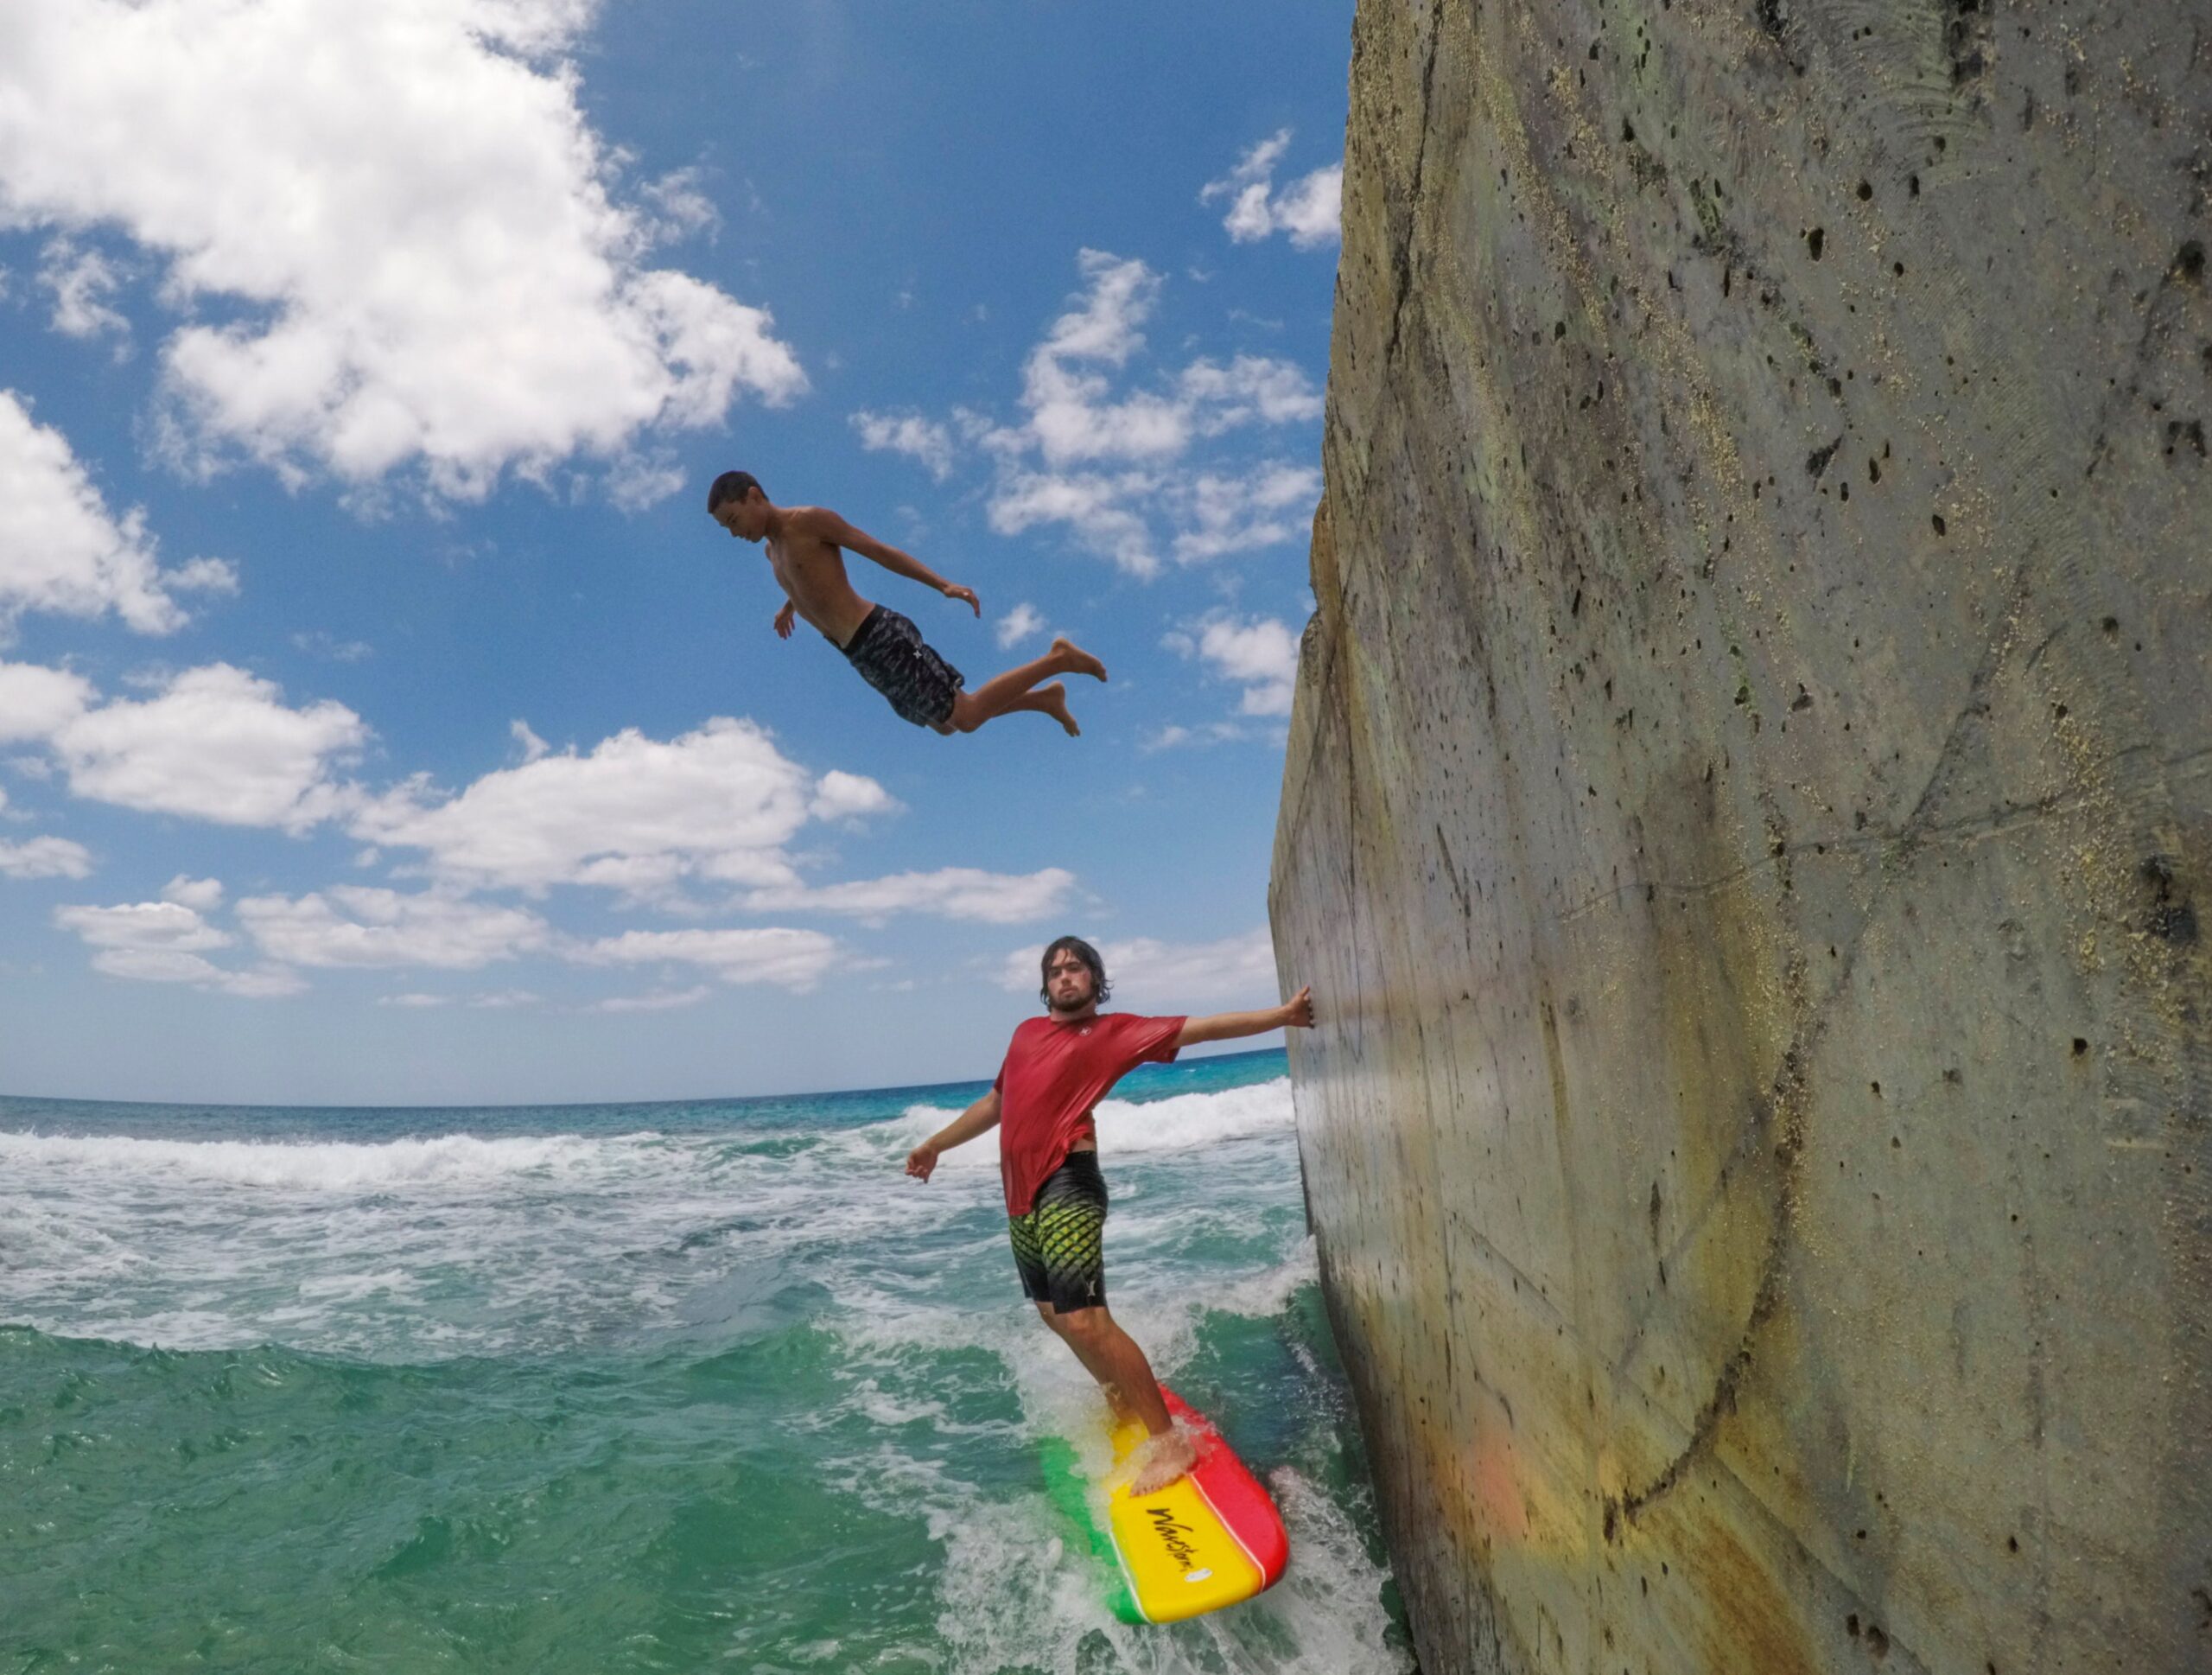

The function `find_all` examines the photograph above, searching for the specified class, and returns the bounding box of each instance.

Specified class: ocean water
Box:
[0,1048,1414,1673]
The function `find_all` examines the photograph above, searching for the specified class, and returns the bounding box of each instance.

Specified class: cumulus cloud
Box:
[0,392,236,634]
[995,602,1045,650]
[0,659,95,742]
[0,0,804,500]
[49,663,367,831]
[351,716,890,902]
[160,874,223,911]
[0,834,92,878]
[1167,615,1301,716]
[55,898,232,953]
[53,894,302,996]
[965,252,1319,576]
[810,768,899,823]
[572,926,841,991]
[997,927,1280,1008]
[1201,131,1343,249]
[742,866,1078,927]
[236,886,555,970]
[84,946,306,997]
[851,411,955,480]
[37,238,130,344]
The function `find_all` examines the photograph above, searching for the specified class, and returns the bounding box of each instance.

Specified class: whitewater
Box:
[0,1048,1413,1672]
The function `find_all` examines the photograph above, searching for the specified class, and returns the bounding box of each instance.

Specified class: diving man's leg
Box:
[946,639,1106,735]
[1037,1303,1198,1492]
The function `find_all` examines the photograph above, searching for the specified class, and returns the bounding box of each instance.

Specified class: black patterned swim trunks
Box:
[840,605,966,729]
[1008,1149,1109,1315]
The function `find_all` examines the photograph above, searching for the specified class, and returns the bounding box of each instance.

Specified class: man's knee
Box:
[1052,1303,1113,1346]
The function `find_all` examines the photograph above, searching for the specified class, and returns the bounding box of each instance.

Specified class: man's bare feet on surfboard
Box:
[1036,682,1081,737]
[1052,637,1108,683]
[1128,1426,1198,1495]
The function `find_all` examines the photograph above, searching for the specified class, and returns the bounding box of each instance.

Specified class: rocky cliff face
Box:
[1272,4,2211,1672]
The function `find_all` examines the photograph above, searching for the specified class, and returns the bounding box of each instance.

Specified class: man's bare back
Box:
[705,470,1106,737]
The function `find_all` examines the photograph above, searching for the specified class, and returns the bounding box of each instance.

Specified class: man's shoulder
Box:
[785,505,844,540]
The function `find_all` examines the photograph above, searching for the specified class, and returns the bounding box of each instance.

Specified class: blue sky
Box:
[0,0,1351,1105]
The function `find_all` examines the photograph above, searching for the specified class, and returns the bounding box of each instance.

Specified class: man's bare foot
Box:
[1052,637,1108,683]
[1036,682,1080,737]
[1128,1426,1198,1495]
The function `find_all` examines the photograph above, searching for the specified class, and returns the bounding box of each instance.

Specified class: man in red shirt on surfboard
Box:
[904,934,1315,1494]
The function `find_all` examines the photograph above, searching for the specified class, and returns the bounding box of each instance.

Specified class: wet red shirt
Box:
[992,1012,1186,1215]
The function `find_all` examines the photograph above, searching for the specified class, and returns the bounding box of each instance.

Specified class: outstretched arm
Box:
[906,1086,1001,1182]
[816,509,981,615]
[1175,984,1316,1048]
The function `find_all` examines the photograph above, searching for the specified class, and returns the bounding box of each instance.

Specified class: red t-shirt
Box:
[992,1011,1186,1215]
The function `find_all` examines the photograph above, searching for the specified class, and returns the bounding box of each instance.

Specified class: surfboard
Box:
[1043,1385,1290,1624]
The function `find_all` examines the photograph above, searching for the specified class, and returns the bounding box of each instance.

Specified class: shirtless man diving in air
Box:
[905,935,1317,1493]
[707,471,1108,736]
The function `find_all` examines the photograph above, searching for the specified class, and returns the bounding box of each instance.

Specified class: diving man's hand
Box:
[772,601,797,639]
[941,583,981,616]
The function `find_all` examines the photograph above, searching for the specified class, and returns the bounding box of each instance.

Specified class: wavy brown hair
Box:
[1039,935,1110,1009]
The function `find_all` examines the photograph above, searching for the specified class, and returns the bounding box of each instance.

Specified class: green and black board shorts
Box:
[1009,1150,1109,1314]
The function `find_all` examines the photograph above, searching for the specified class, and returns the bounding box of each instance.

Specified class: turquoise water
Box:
[0,1050,1413,1672]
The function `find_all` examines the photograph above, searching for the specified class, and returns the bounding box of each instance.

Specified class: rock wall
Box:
[1271,3,2212,1672]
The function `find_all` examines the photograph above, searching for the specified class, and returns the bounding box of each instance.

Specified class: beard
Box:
[1046,980,1094,1014]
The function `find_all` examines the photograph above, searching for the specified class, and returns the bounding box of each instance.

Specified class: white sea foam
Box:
[0,1128,638,1190]
[880,1077,1294,1174]
[0,1075,1302,1362]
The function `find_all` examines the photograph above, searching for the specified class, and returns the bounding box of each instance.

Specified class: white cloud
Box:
[0,0,805,500]
[1169,615,1301,716]
[636,166,720,245]
[291,630,372,664]
[0,659,95,742]
[1140,721,1247,754]
[55,898,231,952]
[0,834,92,878]
[236,886,554,970]
[0,392,233,634]
[995,602,1045,650]
[810,769,899,824]
[351,716,888,901]
[160,874,223,911]
[81,946,305,997]
[572,926,841,991]
[38,238,129,343]
[1201,131,1342,249]
[511,719,550,764]
[743,866,1077,926]
[53,894,303,996]
[592,984,710,1013]
[378,991,446,1008]
[997,927,1279,1008]
[851,411,955,481]
[988,466,1164,577]
[50,663,367,831]
[964,252,1320,576]
[1170,464,1320,563]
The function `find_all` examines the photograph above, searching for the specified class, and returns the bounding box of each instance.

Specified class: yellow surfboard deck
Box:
[1071,1388,1289,1624]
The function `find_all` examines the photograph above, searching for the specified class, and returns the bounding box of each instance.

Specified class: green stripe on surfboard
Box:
[1039,1435,1144,1624]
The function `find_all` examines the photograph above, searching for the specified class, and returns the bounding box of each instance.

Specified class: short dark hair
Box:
[1039,935,1110,1007]
[707,469,763,513]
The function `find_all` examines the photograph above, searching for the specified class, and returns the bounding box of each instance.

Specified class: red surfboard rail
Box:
[1161,1387,1289,1589]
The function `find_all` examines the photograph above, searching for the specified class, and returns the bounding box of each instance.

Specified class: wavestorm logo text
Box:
[1146,1505,1203,1573]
